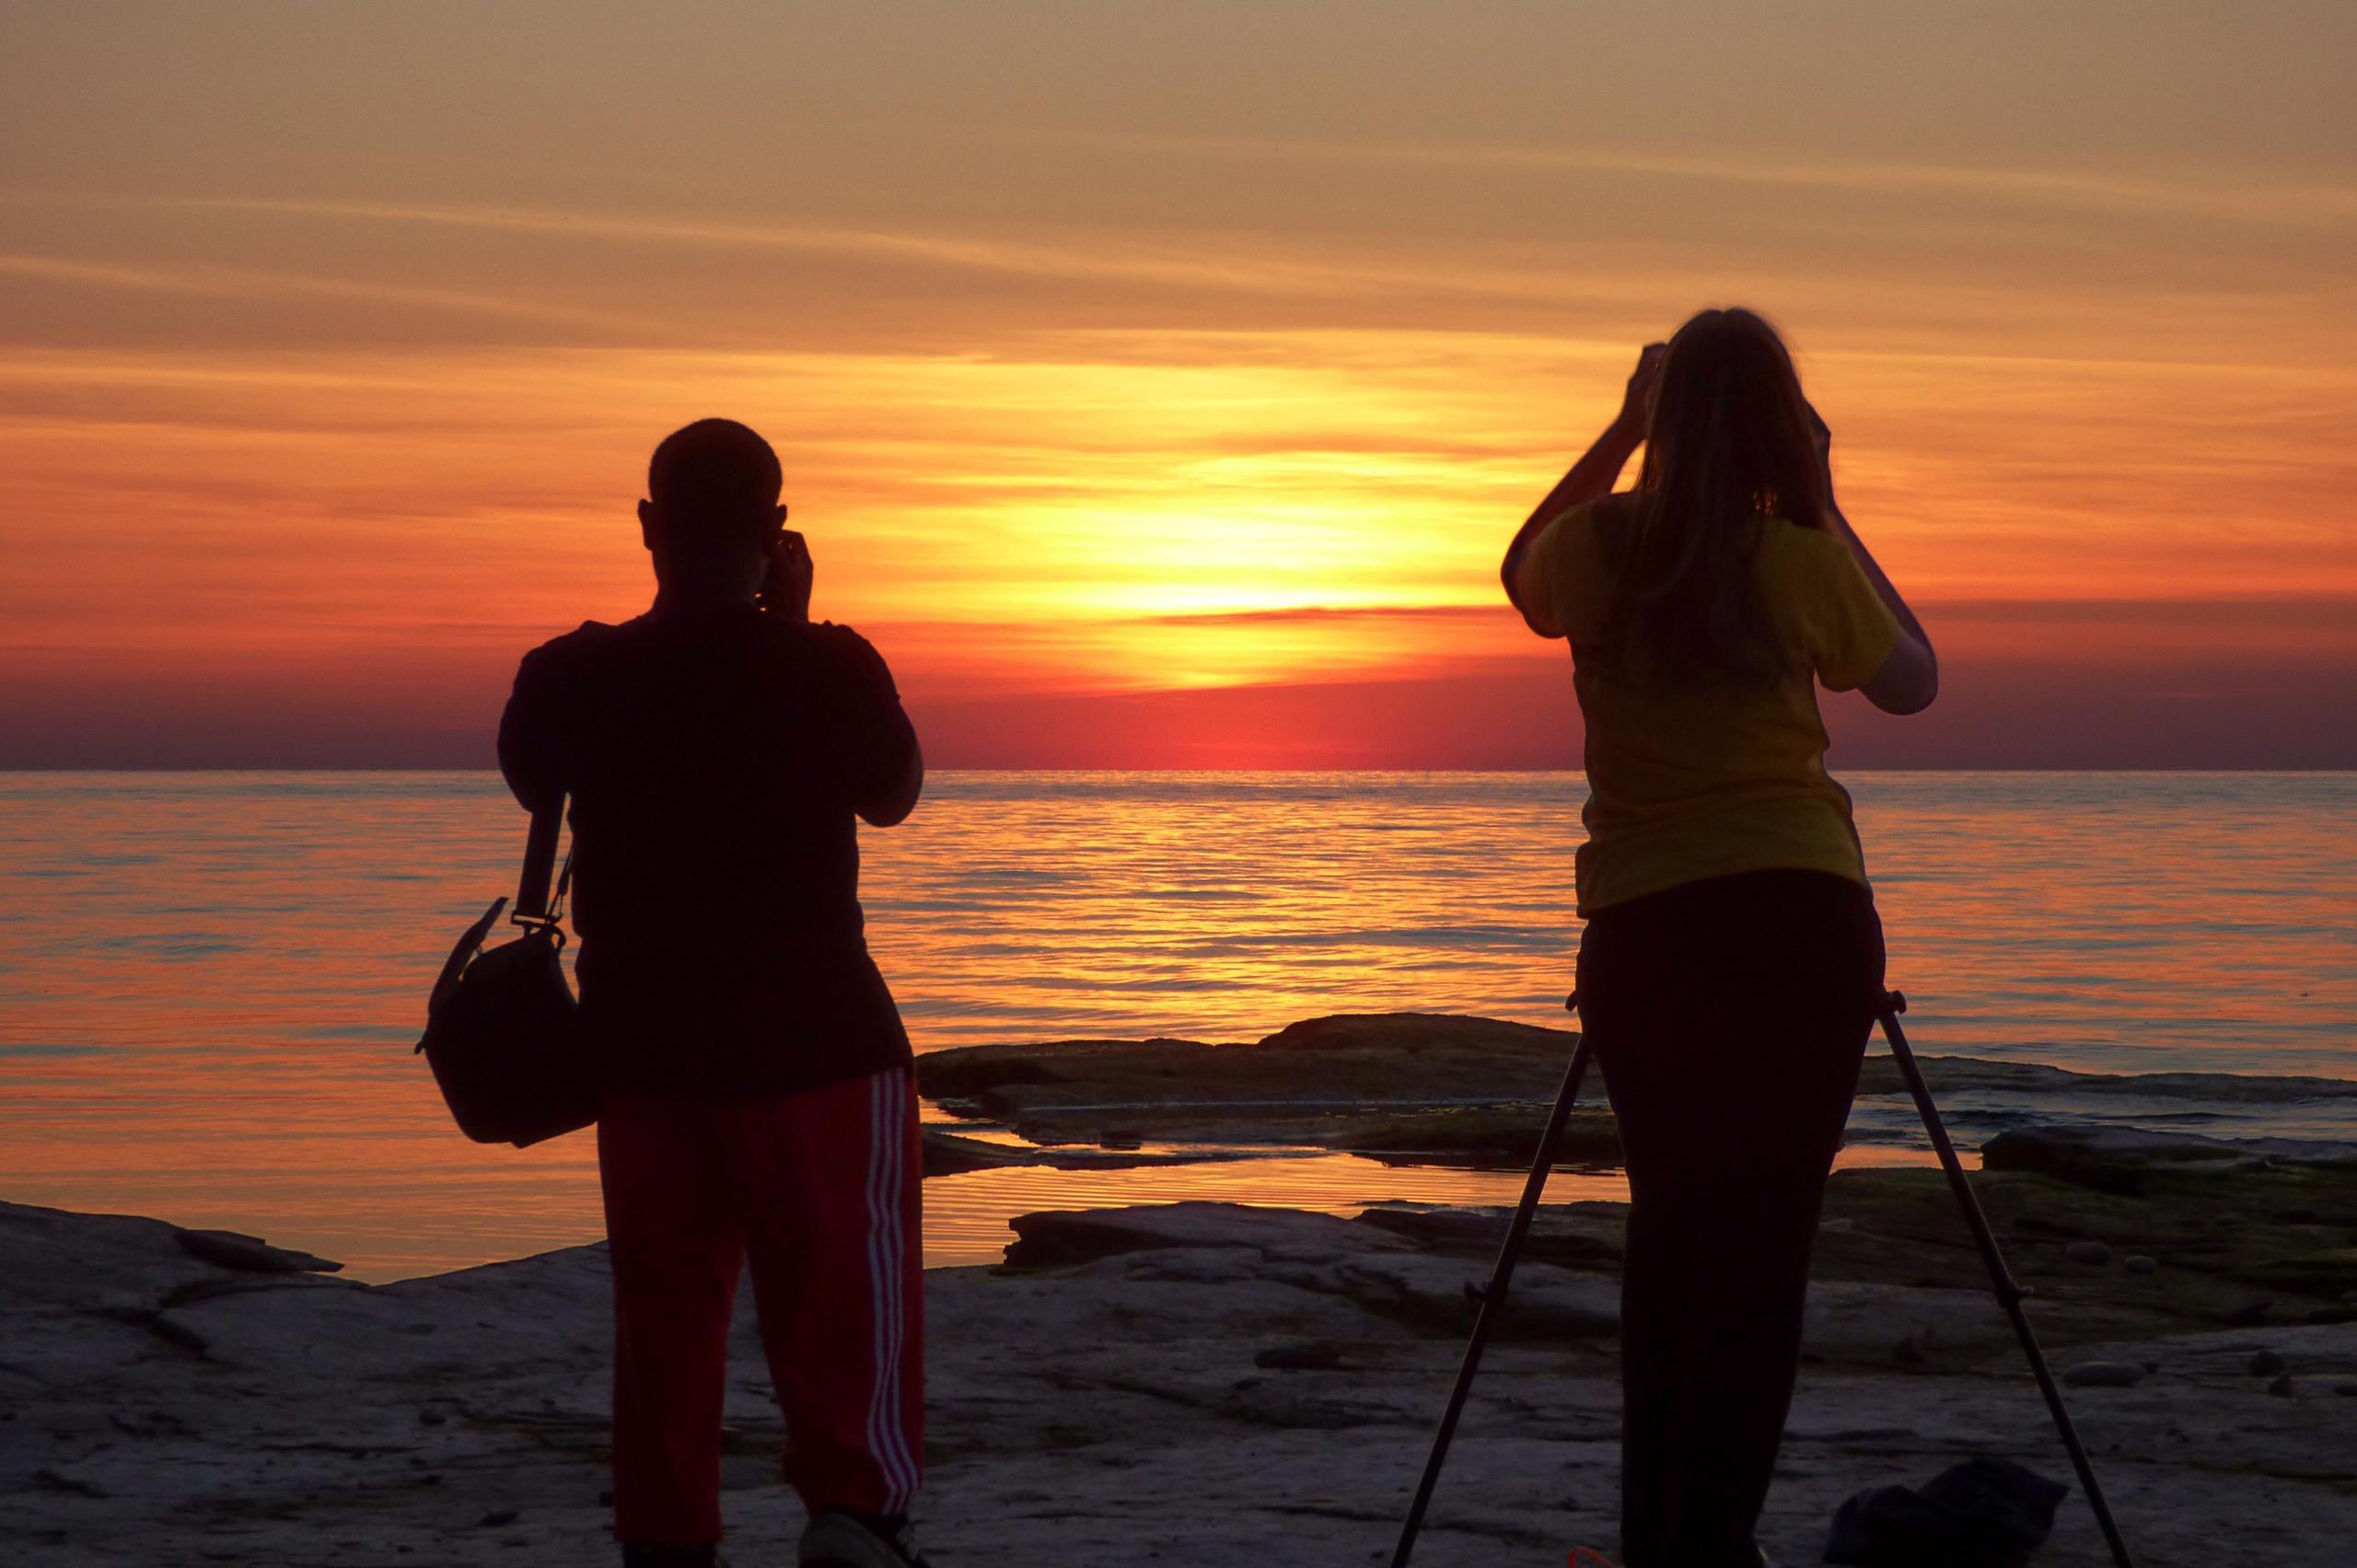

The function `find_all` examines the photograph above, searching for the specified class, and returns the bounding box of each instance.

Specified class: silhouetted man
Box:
[499,418,929,1568]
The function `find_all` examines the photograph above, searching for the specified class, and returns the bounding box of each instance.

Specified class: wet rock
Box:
[2066,1240,2113,1266]
[2126,1254,2158,1273]
[2335,1382,2357,1397]
[917,1014,1589,1156]
[1004,1202,1410,1268]
[1893,1335,1926,1367]
[1856,1055,2357,1107]
[2269,1374,2295,1397]
[172,1228,343,1274]
[920,1127,1251,1177]
[2249,1350,2288,1376]
[2061,1361,2145,1388]
[477,1509,518,1527]
[1982,1125,2357,1197]
[921,1128,1039,1175]
[2223,1299,2274,1328]
[1341,1105,1621,1167]
[1982,1127,2256,1195]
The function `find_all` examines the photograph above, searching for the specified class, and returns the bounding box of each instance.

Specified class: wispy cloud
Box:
[1054,132,2357,226]
[0,251,652,332]
[0,190,1702,314]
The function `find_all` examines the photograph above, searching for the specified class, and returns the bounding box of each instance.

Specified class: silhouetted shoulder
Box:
[801,621,900,696]
[518,619,624,674]
[500,622,623,813]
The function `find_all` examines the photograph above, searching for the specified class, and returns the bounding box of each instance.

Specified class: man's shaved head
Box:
[639,419,785,593]
[648,418,783,520]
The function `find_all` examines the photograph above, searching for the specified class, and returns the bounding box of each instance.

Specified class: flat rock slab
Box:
[919,1013,1583,1153]
[920,1127,1260,1176]
[1984,1124,2357,1194]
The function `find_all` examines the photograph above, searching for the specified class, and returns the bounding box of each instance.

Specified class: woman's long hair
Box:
[1596,308,1830,689]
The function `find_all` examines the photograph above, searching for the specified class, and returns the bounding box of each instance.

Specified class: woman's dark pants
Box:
[1576,869,1886,1568]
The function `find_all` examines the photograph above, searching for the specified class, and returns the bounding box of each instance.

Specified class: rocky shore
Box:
[13,1149,2357,1563]
[13,1014,2357,1564]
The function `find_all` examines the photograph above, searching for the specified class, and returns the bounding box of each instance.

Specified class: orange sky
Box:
[2,2,2352,766]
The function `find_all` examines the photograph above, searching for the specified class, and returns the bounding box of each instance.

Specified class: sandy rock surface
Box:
[8,1191,2357,1567]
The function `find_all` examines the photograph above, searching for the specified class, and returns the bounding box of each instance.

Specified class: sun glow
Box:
[3,3,2353,766]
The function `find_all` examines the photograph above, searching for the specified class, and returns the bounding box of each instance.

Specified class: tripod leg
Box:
[1389,1038,1595,1568]
[1876,993,2137,1568]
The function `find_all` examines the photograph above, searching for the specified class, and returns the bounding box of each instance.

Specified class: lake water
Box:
[1,771,2350,1280]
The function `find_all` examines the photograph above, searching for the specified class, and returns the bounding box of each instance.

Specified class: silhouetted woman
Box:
[1504,308,1938,1568]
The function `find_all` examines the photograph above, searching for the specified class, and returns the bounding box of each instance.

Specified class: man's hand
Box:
[762,529,813,622]
[1615,342,1666,435]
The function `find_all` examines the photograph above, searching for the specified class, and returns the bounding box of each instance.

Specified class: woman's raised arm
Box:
[1500,343,1665,625]
[1808,404,1940,714]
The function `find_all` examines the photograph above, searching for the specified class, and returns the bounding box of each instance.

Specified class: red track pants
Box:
[598,1067,923,1547]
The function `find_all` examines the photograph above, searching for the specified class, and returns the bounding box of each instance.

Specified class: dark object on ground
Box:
[1826,1457,2071,1567]
[171,1228,343,1274]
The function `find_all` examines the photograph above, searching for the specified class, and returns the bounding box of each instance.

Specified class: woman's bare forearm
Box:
[1501,418,1643,606]
[1826,497,1933,656]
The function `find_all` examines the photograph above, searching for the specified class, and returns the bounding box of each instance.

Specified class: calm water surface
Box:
[0,771,2349,1279]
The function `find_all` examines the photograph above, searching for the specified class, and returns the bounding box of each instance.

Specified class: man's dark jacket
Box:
[498,603,917,1098]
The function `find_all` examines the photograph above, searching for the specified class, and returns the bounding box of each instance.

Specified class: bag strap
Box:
[512,799,570,938]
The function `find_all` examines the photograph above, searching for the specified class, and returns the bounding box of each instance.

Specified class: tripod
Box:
[1389,990,2135,1568]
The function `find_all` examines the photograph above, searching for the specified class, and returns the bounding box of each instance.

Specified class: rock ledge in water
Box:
[1982,1125,2357,1195]
[172,1228,344,1274]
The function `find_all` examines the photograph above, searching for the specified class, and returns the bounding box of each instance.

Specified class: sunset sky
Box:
[3,2,2351,768]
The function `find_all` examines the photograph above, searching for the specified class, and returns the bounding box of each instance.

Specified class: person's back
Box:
[504,603,913,1097]
[1519,494,1904,914]
[498,418,935,1568]
[1501,309,1937,1568]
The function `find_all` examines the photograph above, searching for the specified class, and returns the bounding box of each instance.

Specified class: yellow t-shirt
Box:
[1515,499,1901,915]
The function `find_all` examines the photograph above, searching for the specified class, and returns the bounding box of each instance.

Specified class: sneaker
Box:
[800,1510,933,1568]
